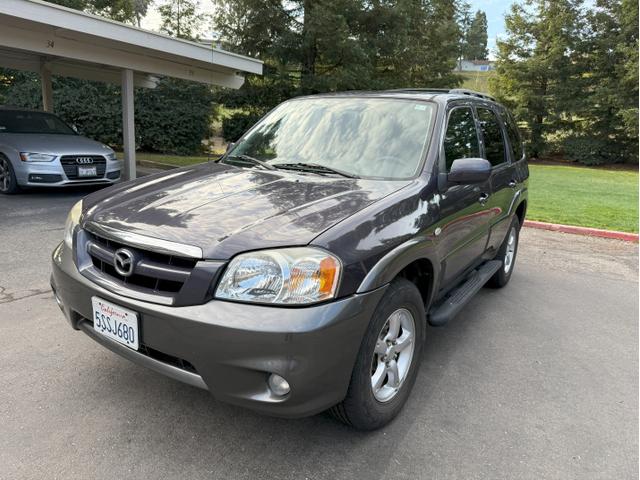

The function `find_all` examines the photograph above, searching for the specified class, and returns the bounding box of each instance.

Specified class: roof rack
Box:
[385,88,496,101]
[386,88,451,94]
[448,89,496,101]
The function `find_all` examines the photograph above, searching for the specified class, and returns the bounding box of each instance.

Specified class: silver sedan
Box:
[0,108,122,194]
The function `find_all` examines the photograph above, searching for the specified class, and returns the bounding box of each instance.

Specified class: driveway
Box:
[0,189,637,480]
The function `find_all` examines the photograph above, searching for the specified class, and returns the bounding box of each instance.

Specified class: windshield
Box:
[0,111,76,135]
[225,97,435,179]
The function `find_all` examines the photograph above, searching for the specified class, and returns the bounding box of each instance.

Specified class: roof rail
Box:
[385,88,496,101]
[449,89,496,101]
[385,88,451,94]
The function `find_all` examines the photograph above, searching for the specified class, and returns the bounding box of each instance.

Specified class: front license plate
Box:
[91,297,139,350]
[78,166,97,177]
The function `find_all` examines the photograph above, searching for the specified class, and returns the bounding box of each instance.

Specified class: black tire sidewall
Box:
[340,278,425,430]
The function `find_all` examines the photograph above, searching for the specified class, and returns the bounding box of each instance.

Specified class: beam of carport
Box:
[0,0,263,180]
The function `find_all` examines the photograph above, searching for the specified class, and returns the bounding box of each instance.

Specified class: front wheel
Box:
[0,155,20,194]
[330,278,425,430]
[487,216,520,288]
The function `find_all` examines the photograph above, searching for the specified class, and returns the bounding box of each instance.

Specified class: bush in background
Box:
[0,69,216,155]
[221,111,262,142]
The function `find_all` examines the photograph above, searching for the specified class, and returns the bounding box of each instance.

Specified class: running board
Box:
[428,260,502,327]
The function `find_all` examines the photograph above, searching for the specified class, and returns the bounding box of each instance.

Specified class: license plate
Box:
[91,297,139,350]
[78,166,97,177]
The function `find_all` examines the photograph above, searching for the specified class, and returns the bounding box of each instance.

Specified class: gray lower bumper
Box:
[50,242,386,418]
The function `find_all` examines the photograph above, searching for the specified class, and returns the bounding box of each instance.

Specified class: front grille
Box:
[85,231,198,296]
[60,155,106,179]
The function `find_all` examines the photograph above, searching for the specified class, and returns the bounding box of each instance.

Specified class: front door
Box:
[437,104,492,289]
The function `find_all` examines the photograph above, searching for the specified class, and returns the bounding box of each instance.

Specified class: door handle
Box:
[508,180,517,188]
[478,193,489,205]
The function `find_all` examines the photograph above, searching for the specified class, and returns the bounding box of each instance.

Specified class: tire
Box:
[0,154,21,194]
[330,278,425,430]
[486,216,520,288]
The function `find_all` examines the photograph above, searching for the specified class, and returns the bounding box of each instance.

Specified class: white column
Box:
[121,68,136,180]
[40,59,53,112]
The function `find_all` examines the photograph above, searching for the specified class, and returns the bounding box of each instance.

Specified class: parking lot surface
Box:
[0,189,637,480]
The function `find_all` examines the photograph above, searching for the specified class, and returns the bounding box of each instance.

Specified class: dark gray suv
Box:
[51,89,529,430]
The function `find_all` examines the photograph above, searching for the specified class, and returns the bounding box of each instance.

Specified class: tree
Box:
[565,0,638,164]
[463,10,488,60]
[158,0,206,40]
[212,0,463,140]
[456,2,473,65]
[491,0,585,158]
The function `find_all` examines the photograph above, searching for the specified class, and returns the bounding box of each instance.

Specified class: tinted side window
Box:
[477,107,506,167]
[501,110,524,161]
[443,107,480,171]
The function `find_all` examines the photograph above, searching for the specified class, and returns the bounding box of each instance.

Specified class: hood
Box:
[0,133,112,156]
[83,162,410,259]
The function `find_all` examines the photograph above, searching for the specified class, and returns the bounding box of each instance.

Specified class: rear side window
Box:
[443,107,480,171]
[477,107,507,167]
[501,110,524,161]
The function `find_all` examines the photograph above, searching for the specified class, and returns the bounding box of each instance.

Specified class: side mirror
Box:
[225,142,235,153]
[448,158,491,184]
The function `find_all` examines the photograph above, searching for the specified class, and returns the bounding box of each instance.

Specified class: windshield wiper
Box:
[274,162,360,179]
[224,154,276,170]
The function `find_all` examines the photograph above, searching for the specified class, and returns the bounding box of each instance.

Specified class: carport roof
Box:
[0,0,263,89]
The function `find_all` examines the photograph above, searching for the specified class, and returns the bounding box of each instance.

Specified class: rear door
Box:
[437,103,492,289]
[475,104,517,252]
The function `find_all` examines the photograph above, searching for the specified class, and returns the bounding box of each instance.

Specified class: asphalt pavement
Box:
[0,186,637,480]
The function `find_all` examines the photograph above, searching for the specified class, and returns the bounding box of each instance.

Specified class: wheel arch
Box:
[515,200,527,227]
[356,237,440,311]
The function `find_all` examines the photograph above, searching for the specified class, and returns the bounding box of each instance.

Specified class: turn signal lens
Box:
[215,247,342,305]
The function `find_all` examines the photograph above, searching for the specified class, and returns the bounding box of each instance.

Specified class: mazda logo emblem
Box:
[76,157,94,164]
[113,248,135,277]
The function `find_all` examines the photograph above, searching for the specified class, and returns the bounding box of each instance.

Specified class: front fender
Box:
[356,233,441,307]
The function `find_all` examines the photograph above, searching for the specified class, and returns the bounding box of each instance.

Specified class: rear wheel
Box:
[0,155,20,194]
[487,216,520,288]
[330,278,425,430]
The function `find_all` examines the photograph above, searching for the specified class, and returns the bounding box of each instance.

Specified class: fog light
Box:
[268,373,290,396]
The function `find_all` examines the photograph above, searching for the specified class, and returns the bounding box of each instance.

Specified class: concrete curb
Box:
[523,220,639,243]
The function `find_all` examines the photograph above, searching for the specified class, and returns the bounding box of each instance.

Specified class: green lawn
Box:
[132,152,214,167]
[528,164,639,233]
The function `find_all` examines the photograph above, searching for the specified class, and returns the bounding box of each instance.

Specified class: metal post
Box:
[40,59,53,112]
[121,68,136,180]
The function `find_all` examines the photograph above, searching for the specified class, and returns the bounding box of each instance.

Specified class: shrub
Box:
[221,111,262,142]
[0,69,216,155]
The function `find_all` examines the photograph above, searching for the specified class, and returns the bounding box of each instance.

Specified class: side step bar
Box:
[428,260,502,327]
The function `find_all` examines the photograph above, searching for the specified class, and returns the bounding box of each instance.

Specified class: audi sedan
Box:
[0,108,122,194]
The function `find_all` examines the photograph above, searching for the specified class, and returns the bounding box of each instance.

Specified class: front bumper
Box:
[15,158,122,187]
[50,242,386,418]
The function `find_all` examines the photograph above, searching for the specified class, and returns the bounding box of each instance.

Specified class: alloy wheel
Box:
[371,308,416,402]
[0,157,10,192]
[504,227,517,273]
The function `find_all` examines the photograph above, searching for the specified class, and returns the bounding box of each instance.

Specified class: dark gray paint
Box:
[51,91,530,416]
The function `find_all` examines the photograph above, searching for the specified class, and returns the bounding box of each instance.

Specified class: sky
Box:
[141,0,510,59]
[468,0,512,58]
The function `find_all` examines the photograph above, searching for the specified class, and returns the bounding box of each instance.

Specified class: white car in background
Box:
[0,107,122,194]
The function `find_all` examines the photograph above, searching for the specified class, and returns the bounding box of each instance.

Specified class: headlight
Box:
[215,247,341,305]
[63,200,83,248]
[105,152,117,161]
[19,152,56,162]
